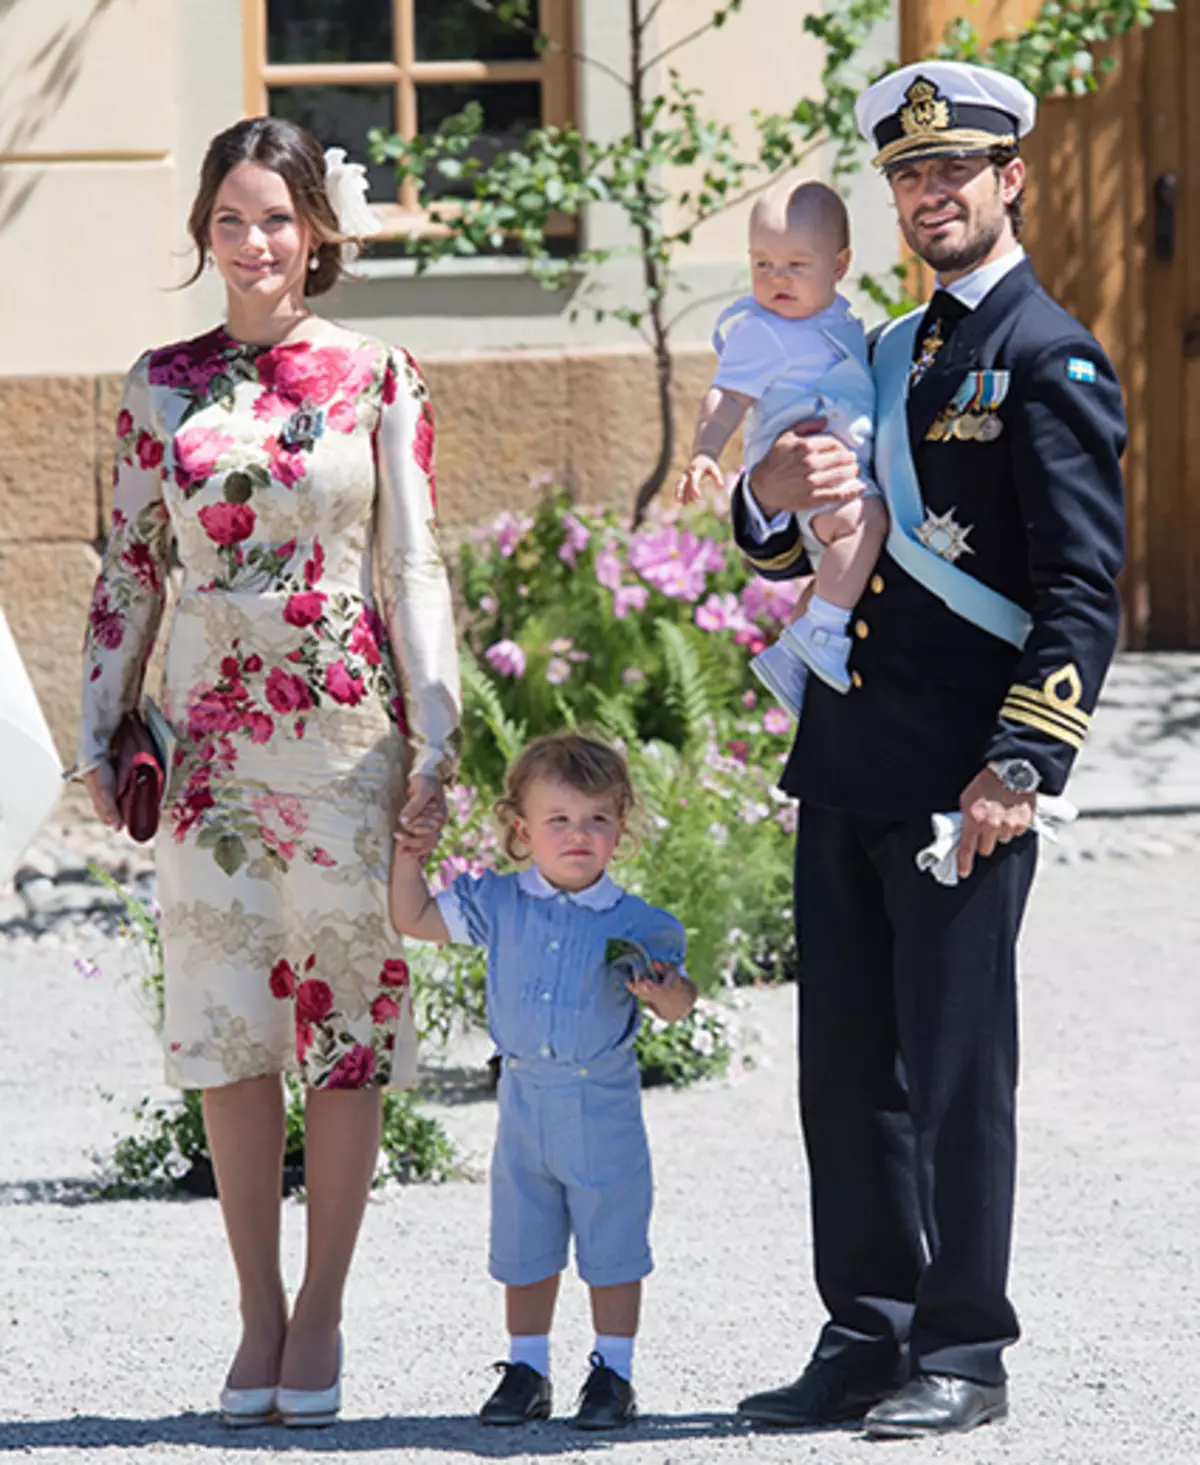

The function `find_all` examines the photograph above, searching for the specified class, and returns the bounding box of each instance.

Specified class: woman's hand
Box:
[395,774,448,860]
[82,761,123,831]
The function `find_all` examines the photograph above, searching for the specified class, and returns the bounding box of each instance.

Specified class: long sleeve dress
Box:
[78,323,461,1091]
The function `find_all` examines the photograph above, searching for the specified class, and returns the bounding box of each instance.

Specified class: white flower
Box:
[691,1026,716,1056]
[707,821,729,846]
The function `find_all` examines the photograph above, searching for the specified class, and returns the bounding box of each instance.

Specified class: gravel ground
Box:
[1,815,1199,1464]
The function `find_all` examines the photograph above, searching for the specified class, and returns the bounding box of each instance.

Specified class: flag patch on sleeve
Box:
[1067,357,1097,384]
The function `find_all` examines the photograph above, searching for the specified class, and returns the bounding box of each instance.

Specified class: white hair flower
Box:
[323,148,384,261]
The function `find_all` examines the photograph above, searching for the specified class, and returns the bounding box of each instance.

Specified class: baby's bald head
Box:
[748,180,851,320]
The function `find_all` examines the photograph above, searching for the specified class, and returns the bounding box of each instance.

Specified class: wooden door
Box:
[899,2,1200,646]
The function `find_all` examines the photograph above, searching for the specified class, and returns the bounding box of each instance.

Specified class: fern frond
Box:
[656,619,714,742]
[460,650,526,764]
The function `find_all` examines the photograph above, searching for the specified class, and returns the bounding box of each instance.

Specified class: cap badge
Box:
[900,78,951,137]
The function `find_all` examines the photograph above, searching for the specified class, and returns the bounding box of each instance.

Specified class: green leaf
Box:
[213,835,247,878]
[223,471,253,504]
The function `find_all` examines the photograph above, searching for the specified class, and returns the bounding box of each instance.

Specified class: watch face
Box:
[1001,760,1038,792]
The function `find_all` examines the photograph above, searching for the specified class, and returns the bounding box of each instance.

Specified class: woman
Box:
[75,117,460,1426]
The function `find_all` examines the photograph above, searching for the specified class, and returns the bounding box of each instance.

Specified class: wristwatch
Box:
[987,758,1041,794]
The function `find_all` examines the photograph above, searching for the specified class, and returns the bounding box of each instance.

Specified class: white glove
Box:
[915,794,1077,887]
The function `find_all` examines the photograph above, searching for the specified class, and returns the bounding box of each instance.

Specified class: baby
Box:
[390,732,695,1430]
[677,180,888,713]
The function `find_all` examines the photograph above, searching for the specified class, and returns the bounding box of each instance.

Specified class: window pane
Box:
[418,82,541,199]
[267,0,392,65]
[269,87,397,201]
[414,1,540,62]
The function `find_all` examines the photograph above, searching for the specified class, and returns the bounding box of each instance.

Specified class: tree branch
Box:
[467,0,634,94]
[664,139,824,244]
[636,0,668,37]
[664,286,743,336]
[640,19,722,76]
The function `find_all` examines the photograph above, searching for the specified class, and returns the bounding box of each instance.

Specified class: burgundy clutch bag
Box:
[110,710,165,843]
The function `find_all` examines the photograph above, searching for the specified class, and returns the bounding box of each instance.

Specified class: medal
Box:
[956,414,981,441]
[977,413,1003,442]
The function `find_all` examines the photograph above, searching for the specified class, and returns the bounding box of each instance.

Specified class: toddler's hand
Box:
[627,966,696,1024]
[675,456,723,506]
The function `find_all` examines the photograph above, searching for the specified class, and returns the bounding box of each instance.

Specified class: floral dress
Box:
[78,322,461,1091]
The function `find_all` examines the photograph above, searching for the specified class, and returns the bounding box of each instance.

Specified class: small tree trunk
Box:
[628,0,676,528]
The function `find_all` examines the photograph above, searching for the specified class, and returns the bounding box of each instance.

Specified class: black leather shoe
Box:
[863,1374,1007,1438]
[478,1361,552,1426]
[737,1357,893,1428]
[572,1352,637,1430]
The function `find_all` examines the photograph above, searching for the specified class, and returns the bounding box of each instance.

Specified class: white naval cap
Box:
[855,60,1037,170]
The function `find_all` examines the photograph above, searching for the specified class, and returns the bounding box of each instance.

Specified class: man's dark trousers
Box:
[796,802,1037,1387]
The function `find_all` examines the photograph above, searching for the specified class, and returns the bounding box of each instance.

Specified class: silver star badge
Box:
[915,508,974,562]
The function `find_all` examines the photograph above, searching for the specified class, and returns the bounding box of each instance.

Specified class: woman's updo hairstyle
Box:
[185,116,348,297]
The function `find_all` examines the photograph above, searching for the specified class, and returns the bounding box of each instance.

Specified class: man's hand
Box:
[957,767,1036,880]
[748,419,865,519]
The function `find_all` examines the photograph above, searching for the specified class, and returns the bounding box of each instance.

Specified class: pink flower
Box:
[348,607,384,667]
[371,994,401,1023]
[120,543,162,594]
[382,359,398,405]
[256,343,356,412]
[325,659,365,706]
[764,706,791,736]
[303,540,325,588]
[492,511,533,558]
[546,657,570,685]
[412,401,435,476]
[87,582,124,650]
[198,502,256,546]
[741,689,758,709]
[269,959,296,999]
[296,1017,314,1061]
[244,653,263,674]
[558,511,590,568]
[136,432,164,470]
[726,739,750,764]
[380,958,410,988]
[265,667,313,713]
[296,977,334,1024]
[628,525,724,603]
[741,577,802,624]
[311,847,336,867]
[244,710,275,744]
[324,1043,376,1089]
[595,544,624,591]
[485,639,526,678]
[390,695,409,735]
[147,334,224,395]
[116,409,133,438]
[187,688,243,736]
[695,592,751,635]
[264,434,307,490]
[174,426,234,491]
[251,790,307,860]
[326,398,357,433]
[283,591,326,627]
[613,584,649,620]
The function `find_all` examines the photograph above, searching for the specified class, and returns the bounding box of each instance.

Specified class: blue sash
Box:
[873,309,1032,650]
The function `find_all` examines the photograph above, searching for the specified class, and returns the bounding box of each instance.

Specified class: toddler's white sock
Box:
[804,594,852,631]
[593,1333,635,1382]
[509,1333,550,1378]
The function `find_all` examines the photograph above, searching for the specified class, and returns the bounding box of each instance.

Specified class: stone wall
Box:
[0,346,717,765]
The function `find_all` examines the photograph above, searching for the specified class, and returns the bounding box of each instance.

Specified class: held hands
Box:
[750,419,865,518]
[627,964,697,1023]
[676,455,724,506]
[393,773,448,860]
[956,767,1036,881]
[82,762,123,832]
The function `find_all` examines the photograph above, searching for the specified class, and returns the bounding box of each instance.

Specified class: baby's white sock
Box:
[593,1333,635,1382]
[509,1333,550,1378]
[805,594,852,631]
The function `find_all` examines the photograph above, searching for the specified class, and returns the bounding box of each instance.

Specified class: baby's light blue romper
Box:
[437,866,687,1289]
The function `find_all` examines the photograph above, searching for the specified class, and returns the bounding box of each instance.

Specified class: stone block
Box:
[422,353,572,527]
[0,541,100,762]
[0,376,97,542]
[95,373,126,534]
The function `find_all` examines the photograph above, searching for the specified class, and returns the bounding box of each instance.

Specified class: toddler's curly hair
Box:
[494,732,638,863]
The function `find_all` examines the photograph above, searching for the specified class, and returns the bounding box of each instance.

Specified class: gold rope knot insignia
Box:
[1043,663,1084,708]
[900,79,951,138]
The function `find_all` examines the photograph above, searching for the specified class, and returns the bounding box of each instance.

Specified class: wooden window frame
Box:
[241,0,575,237]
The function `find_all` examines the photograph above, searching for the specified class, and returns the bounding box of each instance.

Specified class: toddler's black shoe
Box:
[478,1361,552,1426]
[572,1352,637,1430]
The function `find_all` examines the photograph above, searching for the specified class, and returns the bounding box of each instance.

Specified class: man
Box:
[734,61,1126,1438]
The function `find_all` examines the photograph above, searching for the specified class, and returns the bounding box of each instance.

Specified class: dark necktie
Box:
[910,289,970,385]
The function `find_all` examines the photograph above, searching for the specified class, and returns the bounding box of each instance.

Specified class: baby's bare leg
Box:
[808,494,888,609]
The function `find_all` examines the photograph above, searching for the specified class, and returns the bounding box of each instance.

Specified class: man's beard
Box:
[903,210,1005,275]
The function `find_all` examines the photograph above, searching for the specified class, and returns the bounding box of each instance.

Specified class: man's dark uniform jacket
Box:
[733,256,1127,814]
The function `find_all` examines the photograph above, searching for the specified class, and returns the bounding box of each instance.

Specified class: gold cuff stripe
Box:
[873,129,1017,169]
[744,537,808,573]
[1000,704,1085,750]
[1002,686,1091,734]
[1001,699,1087,745]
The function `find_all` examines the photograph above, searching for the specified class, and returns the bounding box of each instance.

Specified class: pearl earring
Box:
[205,252,215,270]
[308,254,320,272]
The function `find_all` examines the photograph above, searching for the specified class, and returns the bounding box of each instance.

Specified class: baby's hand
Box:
[627,965,697,1023]
[676,456,723,505]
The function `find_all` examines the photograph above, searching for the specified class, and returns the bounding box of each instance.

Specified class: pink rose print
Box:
[119,543,162,595]
[265,667,313,714]
[136,432,164,470]
[174,426,234,492]
[244,653,263,674]
[412,402,434,475]
[327,399,357,433]
[116,409,133,438]
[296,1017,314,1061]
[244,710,274,744]
[188,688,243,736]
[269,959,296,999]
[87,581,125,650]
[380,958,410,988]
[296,977,334,1025]
[256,343,375,415]
[283,591,326,627]
[371,994,400,1023]
[348,607,383,668]
[311,847,336,867]
[147,333,226,395]
[325,660,365,706]
[264,434,307,490]
[198,502,256,546]
[325,1044,376,1089]
[251,790,307,861]
[382,359,398,405]
[390,695,409,736]
[304,540,325,588]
